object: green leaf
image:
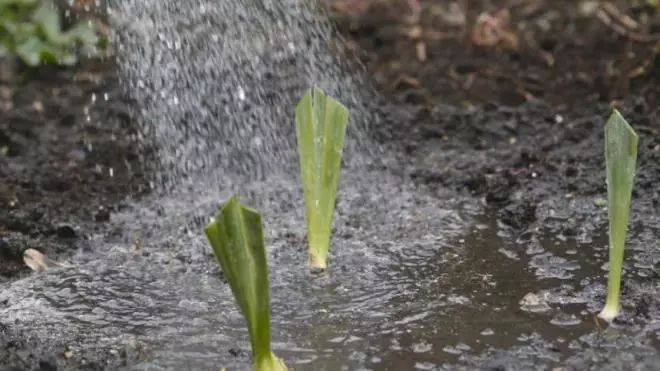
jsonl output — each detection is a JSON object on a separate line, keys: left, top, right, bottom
{"left": 65, "top": 21, "right": 99, "bottom": 45}
{"left": 32, "top": 2, "right": 66, "bottom": 45}
{"left": 204, "top": 195, "right": 288, "bottom": 371}
{"left": 14, "top": 36, "right": 43, "bottom": 66}
{"left": 599, "top": 109, "right": 638, "bottom": 321}
{"left": 0, "top": 0, "right": 39, "bottom": 6}
{"left": 295, "top": 87, "right": 349, "bottom": 270}
{"left": 0, "top": 0, "right": 99, "bottom": 66}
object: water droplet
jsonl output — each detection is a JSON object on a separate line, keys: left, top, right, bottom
{"left": 412, "top": 341, "right": 432, "bottom": 353}
{"left": 480, "top": 328, "right": 495, "bottom": 336}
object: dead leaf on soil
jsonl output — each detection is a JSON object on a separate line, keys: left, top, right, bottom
{"left": 430, "top": 2, "right": 466, "bottom": 27}
{"left": 596, "top": 2, "right": 660, "bottom": 43}
{"left": 471, "top": 9, "right": 519, "bottom": 49}
{"left": 23, "top": 248, "right": 72, "bottom": 272}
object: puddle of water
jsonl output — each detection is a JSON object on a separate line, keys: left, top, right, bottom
{"left": 5, "top": 182, "right": 643, "bottom": 370}
{"left": 3, "top": 170, "right": 660, "bottom": 369}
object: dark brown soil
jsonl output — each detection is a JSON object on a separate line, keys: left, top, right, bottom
{"left": 331, "top": 0, "right": 659, "bottom": 108}
{"left": 329, "top": 0, "right": 660, "bottom": 231}
{"left": 0, "top": 58, "right": 149, "bottom": 283}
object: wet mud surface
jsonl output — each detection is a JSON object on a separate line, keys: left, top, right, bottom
{"left": 0, "top": 60, "right": 150, "bottom": 368}
{"left": 0, "top": 59, "right": 149, "bottom": 282}
{"left": 327, "top": 0, "right": 660, "bottom": 368}
{"left": 2, "top": 0, "right": 660, "bottom": 369}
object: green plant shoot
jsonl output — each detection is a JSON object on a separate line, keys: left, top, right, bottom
{"left": 295, "top": 87, "right": 349, "bottom": 270}
{"left": 598, "top": 109, "right": 638, "bottom": 321}
{"left": 204, "top": 194, "right": 288, "bottom": 371}
{"left": 0, "top": 0, "right": 102, "bottom": 66}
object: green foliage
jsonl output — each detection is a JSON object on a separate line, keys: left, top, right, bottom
{"left": 598, "top": 109, "right": 638, "bottom": 321}
{"left": 295, "top": 87, "right": 350, "bottom": 270}
{"left": 0, "top": 0, "right": 102, "bottom": 66}
{"left": 205, "top": 194, "right": 288, "bottom": 371}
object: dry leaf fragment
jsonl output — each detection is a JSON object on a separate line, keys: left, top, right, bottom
{"left": 23, "top": 249, "right": 70, "bottom": 271}
{"left": 471, "top": 10, "right": 519, "bottom": 49}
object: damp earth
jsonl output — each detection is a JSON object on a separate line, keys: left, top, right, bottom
{"left": 1, "top": 0, "right": 660, "bottom": 370}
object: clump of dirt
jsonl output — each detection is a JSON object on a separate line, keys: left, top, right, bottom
{"left": 0, "top": 58, "right": 149, "bottom": 282}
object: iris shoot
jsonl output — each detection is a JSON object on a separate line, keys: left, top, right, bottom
{"left": 598, "top": 109, "right": 638, "bottom": 321}
{"left": 295, "top": 87, "right": 350, "bottom": 270}
{"left": 205, "top": 194, "right": 288, "bottom": 371}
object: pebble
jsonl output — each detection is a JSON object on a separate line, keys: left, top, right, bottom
{"left": 0, "top": 236, "right": 11, "bottom": 258}
{"left": 56, "top": 224, "right": 77, "bottom": 238}
{"left": 94, "top": 207, "right": 110, "bottom": 222}
{"left": 520, "top": 292, "right": 552, "bottom": 313}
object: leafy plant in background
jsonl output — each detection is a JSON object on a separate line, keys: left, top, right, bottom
{"left": 0, "top": 0, "right": 102, "bottom": 66}
{"left": 295, "top": 87, "right": 350, "bottom": 271}
{"left": 598, "top": 109, "right": 638, "bottom": 321}
{"left": 205, "top": 195, "right": 289, "bottom": 371}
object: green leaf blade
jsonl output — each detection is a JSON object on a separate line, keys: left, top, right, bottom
{"left": 599, "top": 109, "right": 638, "bottom": 321}
{"left": 204, "top": 194, "right": 285, "bottom": 369}
{"left": 295, "top": 87, "right": 349, "bottom": 270}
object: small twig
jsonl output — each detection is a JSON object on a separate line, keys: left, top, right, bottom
{"left": 406, "top": 0, "right": 422, "bottom": 23}
{"left": 593, "top": 313, "right": 604, "bottom": 331}
{"left": 389, "top": 74, "right": 420, "bottom": 91}
{"left": 596, "top": 3, "right": 660, "bottom": 43}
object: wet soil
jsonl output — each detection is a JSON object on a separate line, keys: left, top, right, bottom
{"left": 1, "top": 0, "right": 660, "bottom": 369}
{"left": 328, "top": 0, "right": 660, "bottom": 368}
{"left": 0, "top": 58, "right": 149, "bottom": 281}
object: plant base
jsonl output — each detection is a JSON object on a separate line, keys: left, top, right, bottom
{"left": 254, "top": 352, "right": 289, "bottom": 371}
{"left": 597, "top": 305, "right": 619, "bottom": 322}
{"left": 308, "top": 250, "right": 328, "bottom": 271}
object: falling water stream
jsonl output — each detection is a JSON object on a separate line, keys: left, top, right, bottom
{"left": 2, "top": 0, "right": 659, "bottom": 369}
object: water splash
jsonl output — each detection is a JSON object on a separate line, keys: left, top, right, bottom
{"left": 107, "top": 0, "right": 388, "bottom": 194}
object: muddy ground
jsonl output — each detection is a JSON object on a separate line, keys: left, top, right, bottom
{"left": 1, "top": 0, "right": 660, "bottom": 369}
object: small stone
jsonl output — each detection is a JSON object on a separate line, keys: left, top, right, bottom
{"left": 63, "top": 350, "right": 73, "bottom": 358}
{"left": 520, "top": 292, "right": 552, "bottom": 313}
{"left": 228, "top": 347, "right": 245, "bottom": 357}
{"left": 56, "top": 225, "right": 77, "bottom": 238}
{"left": 480, "top": 328, "right": 495, "bottom": 336}
{"left": 408, "top": 26, "right": 423, "bottom": 41}
{"left": 94, "top": 207, "right": 110, "bottom": 222}
{"left": 32, "top": 101, "right": 44, "bottom": 113}
{"left": 0, "top": 236, "right": 12, "bottom": 258}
